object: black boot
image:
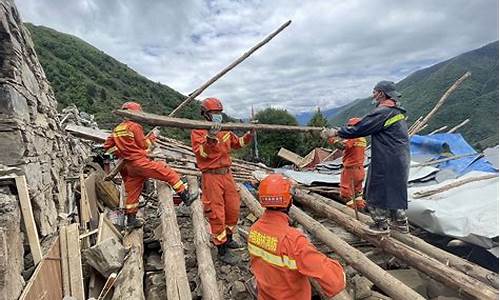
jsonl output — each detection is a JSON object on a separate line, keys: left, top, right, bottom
{"left": 226, "top": 234, "right": 244, "bottom": 249}
{"left": 365, "top": 219, "right": 390, "bottom": 235}
{"left": 126, "top": 214, "right": 144, "bottom": 229}
{"left": 390, "top": 218, "right": 410, "bottom": 234}
{"left": 217, "top": 243, "right": 240, "bottom": 265}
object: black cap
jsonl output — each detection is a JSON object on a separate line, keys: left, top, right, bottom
{"left": 374, "top": 81, "right": 401, "bottom": 100}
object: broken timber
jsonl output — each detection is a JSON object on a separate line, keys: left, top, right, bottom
{"left": 188, "top": 176, "right": 222, "bottom": 300}
{"left": 111, "top": 215, "right": 145, "bottom": 300}
{"left": 294, "top": 189, "right": 498, "bottom": 299}
{"left": 158, "top": 182, "right": 192, "bottom": 299}
{"left": 412, "top": 173, "right": 497, "bottom": 199}
{"left": 114, "top": 109, "right": 323, "bottom": 133}
{"left": 296, "top": 189, "right": 500, "bottom": 291}
{"left": 238, "top": 184, "right": 425, "bottom": 300}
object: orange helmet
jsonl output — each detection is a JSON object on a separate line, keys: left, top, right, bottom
{"left": 201, "top": 97, "right": 223, "bottom": 114}
{"left": 347, "top": 117, "right": 361, "bottom": 126}
{"left": 121, "top": 101, "right": 142, "bottom": 112}
{"left": 258, "top": 174, "right": 293, "bottom": 209}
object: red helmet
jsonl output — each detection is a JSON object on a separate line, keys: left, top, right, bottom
{"left": 121, "top": 101, "right": 142, "bottom": 112}
{"left": 347, "top": 117, "right": 361, "bottom": 126}
{"left": 258, "top": 174, "right": 293, "bottom": 209}
{"left": 201, "top": 97, "right": 223, "bottom": 114}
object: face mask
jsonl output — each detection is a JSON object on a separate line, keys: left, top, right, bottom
{"left": 211, "top": 114, "right": 223, "bottom": 123}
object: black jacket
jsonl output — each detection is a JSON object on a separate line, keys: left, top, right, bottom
{"left": 338, "top": 105, "right": 410, "bottom": 209}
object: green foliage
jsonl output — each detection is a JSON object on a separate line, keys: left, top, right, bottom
{"left": 302, "top": 108, "right": 329, "bottom": 151}
{"left": 25, "top": 23, "right": 201, "bottom": 141}
{"left": 253, "top": 108, "right": 303, "bottom": 167}
{"left": 331, "top": 41, "right": 499, "bottom": 149}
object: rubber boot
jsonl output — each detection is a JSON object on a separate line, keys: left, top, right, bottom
{"left": 365, "top": 219, "right": 390, "bottom": 235}
{"left": 226, "top": 234, "right": 244, "bottom": 249}
{"left": 126, "top": 214, "right": 144, "bottom": 229}
{"left": 217, "top": 243, "right": 240, "bottom": 265}
{"left": 390, "top": 218, "right": 410, "bottom": 234}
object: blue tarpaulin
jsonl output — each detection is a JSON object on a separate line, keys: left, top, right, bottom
{"left": 410, "top": 134, "right": 498, "bottom": 175}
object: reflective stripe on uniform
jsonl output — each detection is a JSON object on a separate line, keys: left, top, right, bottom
{"left": 105, "top": 146, "right": 118, "bottom": 154}
{"left": 226, "top": 225, "right": 237, "bottom": 234}
{"left": 353, "top": 137, "right": 367, "bottom": 147}
{"left": 215, "top": 230, "right": 227, "bottom": 242}
{"left": 172, "top": 180, "right": 184, "bottom": 191}
{"left": 113, "top": 124, "right": 134, "bottom": 137}
{"left": 248, "top": 243, "right": 297, "bottom": 270}
{"left": 239, "top": 136, "right": 246, "bottom": 147}
{"left": 384, "top": 113, "right": 406, "bottom": 128}
{"left": 199, "top": 145, "right": 208, "bottom": 158}
{"left": 125, "top": 202, "right": 139, "bottom": 209}
{"left": 222, "top": 132, "right": 231, "bottom": 143}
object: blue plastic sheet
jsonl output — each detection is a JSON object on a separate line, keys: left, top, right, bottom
{"left": 410, "top": 134, "right": 498, "bottom": 175}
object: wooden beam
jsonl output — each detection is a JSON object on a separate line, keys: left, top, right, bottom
{"left": 412, "top": 173, "right": 497, "bottom": 199}
{"left": 96, "top": 213, "right": 122, "bottom": 243}
{"left": 114, "top": 109, "right": 323, "bottom": 133}
{"left": 297, "top": 189, "right": 499, "bottom": 290}
{"left": 158, "top": 182, "right": 192, "bottom": 299}
{"left": 169, "top": 20, "right": 291, "bottom": 116}
{"left": 295, "top": 190, "right": 498, "bottom": 299}
{"left": 188, "top": 176, "right": 222, "bottom": 300}
{"left": 277, "top": 147, "right": 304, "bottom": 166}
{"left": 237, "top": 184, "right": 425, "bottom": 300}
{"left": 447, "top": 118, "right": 470, "bottom": 133}
{"left": 65, "top": 123, "right": 109, "bottom": 142}
{"left": 111, "top": 216, "right": 145, "bottom": 300}
{"left": 59, "top": 227, "right": 70, "bottom": 296}
{"left": 15, "top": 176, "right": 43, "bottom": 265}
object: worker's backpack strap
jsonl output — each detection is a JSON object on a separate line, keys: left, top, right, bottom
{"left": 383, "top": 113, "right": 406, "bottom": 128}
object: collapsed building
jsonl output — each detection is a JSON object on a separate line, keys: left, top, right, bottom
{"left": 0, "top": 0, "right": 498, "bottom": 299}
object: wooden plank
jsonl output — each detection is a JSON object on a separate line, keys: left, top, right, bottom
{"left": 277, "top": 147, "right": 304, "bottom": 166}
{"left": 84, "top": 173, "right": 100, "bottom": 225}
{"left": 79, "top": 174, "right": 91, "bottom": 224}
{"left": 59, "top": 227, "right": 70, "bottom": 296}
{"left": 66, "top": 223, "right": 85, "bottom": 300}
{"left": 19, "top": 237, "right": 63, "bottom": 300}
{"left": 15, "top": 176, "right": 43, "bottom": 265}
{"left": 97, "top": 214, "right": 122, "bottom": 243}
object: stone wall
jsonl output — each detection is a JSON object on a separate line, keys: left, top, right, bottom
{"left": 0, "top": 0, "right": 84, "bottom": 298}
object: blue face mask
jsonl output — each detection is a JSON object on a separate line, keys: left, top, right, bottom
{"left": 211, "top": 114, "right": 223, "bottom": 123}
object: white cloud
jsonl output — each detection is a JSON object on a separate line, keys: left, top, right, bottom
{"left": 16, "top": 0, "right": 499, "bottom": 118}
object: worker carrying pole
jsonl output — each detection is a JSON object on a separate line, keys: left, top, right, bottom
{"left": 248, "top": 174, "right": 346, "bottom": 299}
{"left": 103, "top": 101, "right": 198, "bottom": 229}
{"left": 327, "top": 117, "right": 367, "bottom": 210}
{"left": 191, "top": 97, "right": 254, "bottom": 264}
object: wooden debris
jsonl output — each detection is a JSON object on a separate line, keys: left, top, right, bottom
{"left": 65, "top": 123, "right": 110, "bottom": 142}
{"left": 278, "top": 147, "right": 304, "bottom": 166}
{"left": 114, "top": 109, "right": 323, "bottom": 133}
{"left": 411, "top": 152, "right": 479, "bottom": 168}
{"left": 15, "top": 175, "right": 43, "bottom": 266}
{"left": 410, "top": 72, "right": 471, "bottom": 135}
{"left": 188, "top": 176, "right": 222, "bottom": 300}
{"left": 18, "top": 237, "right": 63, "bottom": 300}
{"left": 97, "top": 273, "right": 118, "bottom": 300}
{"left": 96, "top": 214, "right": 122, "bottom": 244}
{"left": 95, "top": 169, "right": 120, "bottom": 208}
{"left": 62, "top": 224, "right": 85, "bottom": 300}
{"left": 238, "top": 184, "right": 425, "bottom": 300}
{"left": 157, "top": 182, "right": 192, "bottom": 300}
{"left": 111, "top": 216, "right": 144, "bottom": 300}
{"left": 429, "top": 125, "right": 448, "bottom": 135}
{"left": 295, "top": 190, "right": 499, "bottom": 299}
{"left": 412, "top": 173, "right": 497, "bottom": 198}
{"left": 447, "top": 118, "right": 470, "bottom": 133}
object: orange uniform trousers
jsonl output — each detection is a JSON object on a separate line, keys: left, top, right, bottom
{"left": 120, "top": 157, "right": 184, "bottom": 215}
{"left": 201, "top": 172, "right": 240, "bottom": 245}
{"left": 339, "top": 165, "right": 365, "bottom": 202}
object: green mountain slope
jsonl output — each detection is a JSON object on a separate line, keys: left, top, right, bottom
{"left": 25, "top": 23, "right": 201, "bottom": 130}
{"left": 331, "top": 41, "right": 499, "bottom": 149}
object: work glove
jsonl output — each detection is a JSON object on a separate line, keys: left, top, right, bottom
{"left": 208, "top": 123, "right": 222, "bottom": 139}
{"left": 347, "top": 198, "right": 366, "bottom": 209}
{"left": 320, "top": 127, "right": 338, "bottom": 139}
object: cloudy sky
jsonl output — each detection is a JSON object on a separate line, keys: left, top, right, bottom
{"left": 16, "top": 0, "right": 498, "bottom": 118}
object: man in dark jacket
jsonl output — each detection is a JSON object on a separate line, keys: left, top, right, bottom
{"left": 321, "top": 81, "right": 410, "bottom": 234}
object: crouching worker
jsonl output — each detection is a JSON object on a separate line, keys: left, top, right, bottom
{"left": 104, "top": 101, "right": 198, "bottom": 229}
{"left": 327, "top": 117, "right": 367, "bottom": 210}
{"left": 248, "top": 174, "right": 346, "bottom": 300}
{"left": 191, "top": 97, "right": 253, "bottom": 264}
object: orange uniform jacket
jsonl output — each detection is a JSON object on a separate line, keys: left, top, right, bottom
{"left": 104, "top": 120, "right": 155, "bottom": 160}
{"left": 191, "top": 130, "right": 252, "bottom": 171}
{"left": 249, "top": 210, "right": 346, "bottom": 300}
{"left": 329, "top": 137, "right": 366, "bottom": 167}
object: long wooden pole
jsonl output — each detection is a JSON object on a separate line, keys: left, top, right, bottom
{"left": 447, "top": 118, "right": 470, "bottom": 133}
{"left": 238, "top": 184, "right": 425, "bottom": 300}
{"left": 169, "top": 20, "right": 291, "bottom": 116}
{"left": 294, "top": 189, "right": 498, "bottom": 300}
{"left": 298, "top": 189, "right": 499, "bottom": 290}
{"left": 411, "top": 72, "right": 471, "bottom": 135}
{"left": 187, "top": 177, "right": 222, "bottom": 300}
{"left": 412, "top": 173, "right": 497, "bottom": 198}
{"left": 114, "top": 109, "right": 323, "bottom": 132}
{"left": 157, "top": 182, "right": 192, "bottom": 300}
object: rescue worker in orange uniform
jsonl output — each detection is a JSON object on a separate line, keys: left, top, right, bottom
{"left": 249, "top": 174, "right": 346, "bottom": 299}
{"left": 327, "top": 118, "right": 367, "bottom": 209}
{"left": 104, "top": 101, "right": 197, "bottom": 228}
{"left": 191, "top": 97, "right": 253, "bottom": 264}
